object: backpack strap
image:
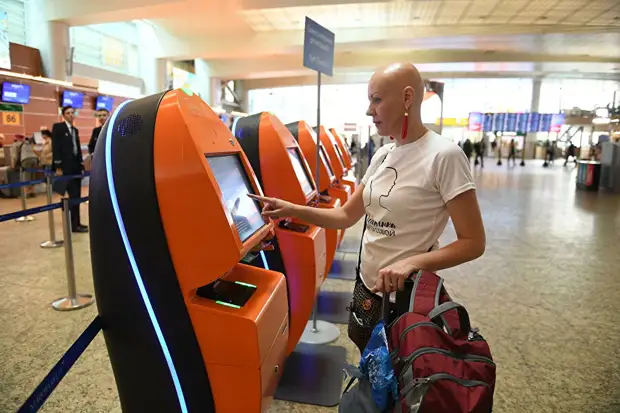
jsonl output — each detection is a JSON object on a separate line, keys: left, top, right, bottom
{"left": 396, "top": 270, "right": 462, "bottom": 336}
{"left": 428, "top": 301, "right": 471, "bottom": 340}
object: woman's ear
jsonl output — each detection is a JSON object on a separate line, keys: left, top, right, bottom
{"left": 403, "top": 86, "right": 415, "bottom": 110}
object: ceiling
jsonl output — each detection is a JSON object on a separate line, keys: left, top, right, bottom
{"left": 46, "top": 0, "right": 620, "bottom": 83}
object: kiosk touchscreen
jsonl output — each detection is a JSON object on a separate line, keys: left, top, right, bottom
{"left": 329, "top": 128, "right": 353, "bottom": 171}
{"left": 234, "top": 112, "right": 330, "bottom": 353}
{"left": 316, "top": 126, "right": 357, "bottom": 195}
{"left": 89, "top": 89, "right": 289, "bottom": 413}
{"left": 286, "top": 121, "right": 348, "bottom": 244}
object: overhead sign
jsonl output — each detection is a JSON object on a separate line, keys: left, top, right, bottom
{"left": 303, "top": 17, "right": 335, "bottom": 76}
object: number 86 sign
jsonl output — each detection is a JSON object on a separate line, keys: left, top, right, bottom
{"left": 2, "top": 111, "right": 21, "bottom": 126}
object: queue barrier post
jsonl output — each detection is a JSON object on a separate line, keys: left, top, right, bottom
{"left": 40, "top": 173, "right": 63, "bottom": 249}
{"left": 51, "top": 198, "right": 94, "bottom": 311}
{"left": 15, "top": 169, "right": 34, "bottom": 222}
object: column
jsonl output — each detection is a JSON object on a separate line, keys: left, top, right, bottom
{"left": 140, "top": 57, "right": 168, "bottom": 96}
{"left": 523, "top": 79, "right": 542, "bottom": 162}
{"left": 27, "top": 1, "right": 70, "bottom": 80}
{"left": 194, "top": 59, "right": 219, "bottom": 106}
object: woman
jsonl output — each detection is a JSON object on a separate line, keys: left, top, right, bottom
{"left": 39, "top": 130, "right": 53, "bottom": 170}
{"left": 250, "top": 63, "right": 486, "bottom": 352}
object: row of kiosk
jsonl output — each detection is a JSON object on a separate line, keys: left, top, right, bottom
{"left": 89, "top": 89, "right": 356, "bottom": 412}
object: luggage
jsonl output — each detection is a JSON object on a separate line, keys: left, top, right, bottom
{"left": 0, "top": 166, "right": 20, "bottom": 198}
{"left": 389, "top": 271, "right": 495, "bottom": 413}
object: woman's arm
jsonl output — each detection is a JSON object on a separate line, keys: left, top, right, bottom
{"left": 248, "top": 183, "right": 366, "bottom": 230}
{"left": 403, "top": 189, "right": 485, "bottom": 271}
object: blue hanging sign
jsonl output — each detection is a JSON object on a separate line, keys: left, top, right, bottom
{"left": 303, "top": 17, "right": 335, "bottom": 76}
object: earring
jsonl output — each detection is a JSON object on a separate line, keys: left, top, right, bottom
{"left": 401, "top": 112, "right": 409, "bottom": 141}
{"left": 389, "top": 136, "right": 394, "bottom": 140}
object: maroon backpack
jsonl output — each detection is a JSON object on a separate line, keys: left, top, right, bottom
{"left": 388, "top": 270, "right": 495, "bottom": 413}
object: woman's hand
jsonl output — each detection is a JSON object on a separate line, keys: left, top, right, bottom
{"left": 247, "top": 194, "right": 297, "bottom": 219}
{"left": 371, "top": 259, "right": 420, "bottom": 294}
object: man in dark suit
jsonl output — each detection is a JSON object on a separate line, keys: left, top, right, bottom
{"left": 88, "top": 108, "right": 108, "bottom": 155}
{"left": 52, "top": 105, "right": 88, "bottom": 233}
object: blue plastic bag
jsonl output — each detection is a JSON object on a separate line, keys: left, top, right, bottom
{"left": 359, "top": 320, "right": 398, "bottom": 411}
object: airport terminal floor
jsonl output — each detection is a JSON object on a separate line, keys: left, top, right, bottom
{"left": 1, "top": 161, "right": 619, "bottom": 413}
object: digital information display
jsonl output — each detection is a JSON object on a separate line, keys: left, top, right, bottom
{"left": 550, "top": 113, "right": 565, "bottom": 133}
{"left": 468, "top": 112, "right": 483, "bottom": 132}
{"left": 516, "top": 113, "right": 528, "bottom": 133}
{"left": 62, "top": 91, "right": 84, "bottom": 109}
{"left": 482, "top": 113, "right": 493, "bottom": 132}
{"left": 1, "top": 82, "right": 30, "bottom": 104}
{"left": 206, "top": 154, "right": 266, "bottom": 242}
{"left": 539, "top": 114, "right": 553, "bottom": 132}
{"left": 96, "top": 96, "right": 114, "bottom": 111}
{"left": 287, "top": 148, "right": 314, "bottom": 196}
{"left": 320, "top": 145, "right": 334, "bottom": 177}
{"left": 527, "top": 113, "right": 540, "bottom": 133}
{"left": 504, "top": 113, "right": 517, "bottom": 132}
{"left": 492, "top": 113, "right": 506, "bottom": 131}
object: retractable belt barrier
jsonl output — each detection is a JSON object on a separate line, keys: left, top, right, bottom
{"left": 0, "top": 202, "right": 61, "bottom": 223}
{"left": 17, "top": 316, "right": 102, "bottom": 413}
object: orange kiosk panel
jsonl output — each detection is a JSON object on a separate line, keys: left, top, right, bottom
{"left": 329, "top": 127, "right": 353, "bottom": 171}
{"left": 317, "top": 126, "right": 357, "bottom": 195}
{"left": 89, "top": 90, "right": 288, "bottom": 413}
{"left": 286, "top": 121, "right": 346, "bottom": 246}
{"left": 234, "top": 112, "right": 329, "bottom": 352}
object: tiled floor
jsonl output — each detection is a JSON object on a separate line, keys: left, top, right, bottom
{"left": 1, "top": 161, "right": 620, "bottom": 412}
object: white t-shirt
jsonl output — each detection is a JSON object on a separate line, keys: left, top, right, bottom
{"left": 360, "top": 130, "right": 475, "bottom": 297}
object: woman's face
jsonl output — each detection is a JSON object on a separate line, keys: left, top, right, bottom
{"left": 366, "top": 77, "right": 404, "bottom": 138}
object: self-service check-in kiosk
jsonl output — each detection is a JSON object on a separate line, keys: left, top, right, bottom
{"left": 316, "top": 126, "right": 357, "bottom": 195}
{"left": 89, "top": 90, "right": 289, "bottom": 413}
{"left": 286, "top": 121, "right": 348, "bottom": 244}
{"left": 232, "top": 112, "right": 328, "bottom": 354}
{"left": 329, "top": 128, "right": 354, "bottom": 172}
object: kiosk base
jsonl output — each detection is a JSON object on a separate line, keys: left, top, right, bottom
{"left": 274, "top": 342, "right": 346, "bottom": 407}
{"left": 299, "top": 319, "right": 340, "bottom": 344}
{"left": 336, "top": 236, "right": 360, "bottom": 253}
{"left": 328, "top": 257, "right": 358, "bottom": 281}
{"left": 316, "top": 290, "right": 353, "bottom": 324}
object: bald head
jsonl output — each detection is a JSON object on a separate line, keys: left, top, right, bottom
{"left": 366, "top": 62, "right": 427, "bottom": 139}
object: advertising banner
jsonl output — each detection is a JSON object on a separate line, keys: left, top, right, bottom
{"left": 0, "top": 11, "right": 10, "bottom": 70}
{"left": 468, "top": 112, "right": 483, "bottom": 131}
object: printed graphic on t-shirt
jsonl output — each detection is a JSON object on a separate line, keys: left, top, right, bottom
{"left": 365, "top": 166, "right": 398, "bottom": 211}
{"left": 365, "top": 163, "right": 399, "bottom": 237}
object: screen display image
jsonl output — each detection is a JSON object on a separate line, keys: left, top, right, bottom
{"left": 539, "top": 114, "right": 553, "bottom": 132}
{"left": 516, "top": 113, "right": 528, "bottom": 133}
{"left": 2, "top": 82, "right": 30, "bottom": 104}
{"left": 550, "top": 113, "right": 565, "bottom": 133}
{"left": 96, "top": 96, "right": 114, "bottom": 111}
{"left": 334, "top": 145, "right": 346, "bottom": 168}
{"left": 468, "top": 112, "right": 483, "bottom": 131}
{"left": 527, "top": 113, "right": 540, "bottom": 133}
{"left": 320, "top": 146, "right": 334, "bottom": 177}
{"left": 505, "top": 113, "right": 517, "bottom": 132}
{"left": 62, "top": 91, "right": 84, "bottom": 109}
{"left": 482, "top": 113, "right": 493, "bottom": 132}
{"left": 287, "top": 148, "right": 314, "bottom": 196}
{"left": 206, "top": 155, "right": 265, "bottom": 242}
{"left": 492, "top": 113, "right": 506, "bottom": 131}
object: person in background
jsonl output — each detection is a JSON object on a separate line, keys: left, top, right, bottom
{"left": 39, "top": 129, "right": 53, "bottom": 170}
{"left": 52, "top": 106, "right": 88, "bottom": 233}
{"left": 473, "top": 140, "right": 484, "bottom": 168}
{"left": 15, "top": 134, "right": 39, "bottom": 197}
{"left": 507, "top": 139, "right": 517, "bottom": 166}
{"left": 564, "top": 142, "right": 577, "bottom": 166}
{"left": 88, "top": 108, "right": 109, "bottom": 155}
{"left": 462, "top": 139, "right": 473, "bottom": 164}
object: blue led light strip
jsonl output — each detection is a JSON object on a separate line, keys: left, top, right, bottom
{"left": 260, "top": 251, "right": 269, "bottom": 270}
{"left": 105, "top": 100, "right": 188, "bottom": 413}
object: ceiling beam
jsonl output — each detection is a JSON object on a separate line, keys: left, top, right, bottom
{"left": 205, "top": 50, "right": 620, "bottom": 78}
{"left": 45, "top": 0, "right": 189, "bottom": 25}
{"left": 155, "top": 23, "right": 616, "bottom": 60}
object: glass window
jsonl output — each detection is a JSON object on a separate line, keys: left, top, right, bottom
{"left": 539, "top": 79, "right": 620, "bottom": 112}
{"left": 0, "top": 0, "right": 27, "bottom": 45}
{"left": 70, "top": 22, "right": 140, "bottom": 76}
